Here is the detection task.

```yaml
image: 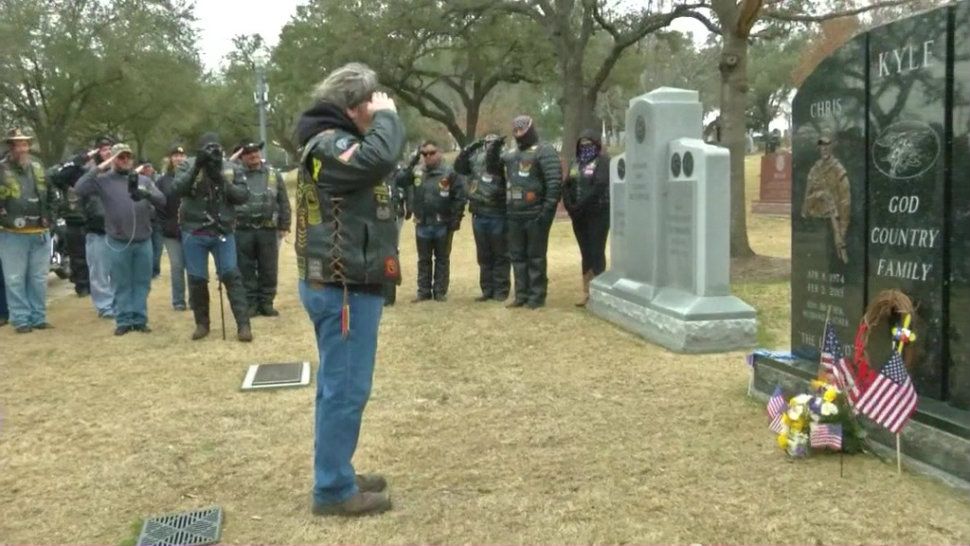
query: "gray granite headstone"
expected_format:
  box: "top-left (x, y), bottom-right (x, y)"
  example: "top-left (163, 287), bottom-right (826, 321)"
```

top-left (588, 88), bottom-right (757, 353)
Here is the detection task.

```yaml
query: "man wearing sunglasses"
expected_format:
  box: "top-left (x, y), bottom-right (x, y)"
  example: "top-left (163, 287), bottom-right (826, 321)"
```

top-left (405, 140), bottom-right (465, 302)
top-left (233, 140), bottom-right (291, 317)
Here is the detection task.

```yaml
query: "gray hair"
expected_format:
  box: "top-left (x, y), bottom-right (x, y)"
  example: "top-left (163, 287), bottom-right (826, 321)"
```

top-left (312, 63), bottom-right (379, 110)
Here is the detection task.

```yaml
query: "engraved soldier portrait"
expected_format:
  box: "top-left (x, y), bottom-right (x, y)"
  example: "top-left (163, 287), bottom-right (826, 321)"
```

top-left (802, 135), bottom-right (851, 263)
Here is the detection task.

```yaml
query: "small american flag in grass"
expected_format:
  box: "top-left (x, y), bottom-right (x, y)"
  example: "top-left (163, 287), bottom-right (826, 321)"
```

top-left (766, 385), bottom-right (787, 420)
top-left (810, 423), bottom-right (843, 450)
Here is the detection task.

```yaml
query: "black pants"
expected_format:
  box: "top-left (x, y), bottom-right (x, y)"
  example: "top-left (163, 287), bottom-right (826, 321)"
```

top-left (65, 223), bottom-right (89, 293)
top-left (416, 225), bottom-right (453, 299)
top-left (507, 215), bottom-right (552, 305)
top-left (235, 228), bottom-right (279, 308)
top-left (472, 215), bottom-right (510, 299)
top-left (570, 205), bottom-right (610, 275)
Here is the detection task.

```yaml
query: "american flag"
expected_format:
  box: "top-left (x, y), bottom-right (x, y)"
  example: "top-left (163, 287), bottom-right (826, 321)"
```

top-left (766, 385), bottom-right (787, 420)
top-left (821, 322), bottom-right (861, 403)
top-left (769, 414), bottom-right (787, 435)
top-left (810, 423), bottom-right (843, 450)
top-left (855, 351), bottom-right (918, 434)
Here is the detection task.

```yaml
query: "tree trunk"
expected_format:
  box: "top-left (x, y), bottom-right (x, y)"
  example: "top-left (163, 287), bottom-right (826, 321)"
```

top-left (559, 63), bottom-right (596, 166)
top-left (720, 32), bottom-right (756, 258)
top-left (462, 99), bottom-right (480, 148)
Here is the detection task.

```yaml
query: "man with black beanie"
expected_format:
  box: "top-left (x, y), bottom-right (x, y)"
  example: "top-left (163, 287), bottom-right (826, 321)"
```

top-left (173, 133), bottom-right (252, 342)
top-left (499, 115), bottom-right (561, 309)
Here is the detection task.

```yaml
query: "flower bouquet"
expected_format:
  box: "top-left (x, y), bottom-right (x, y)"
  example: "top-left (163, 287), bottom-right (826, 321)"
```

top-left (770, 380), bottom-right (866, 457)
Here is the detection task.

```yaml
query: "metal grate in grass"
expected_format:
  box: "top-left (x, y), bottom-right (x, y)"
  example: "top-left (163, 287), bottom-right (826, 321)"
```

top-left (136, 506), bottom-right (222, 546)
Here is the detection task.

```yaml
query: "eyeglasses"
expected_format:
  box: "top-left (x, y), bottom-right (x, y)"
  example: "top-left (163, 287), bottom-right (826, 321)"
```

top-left (420, 150), bottom-right (437, 157)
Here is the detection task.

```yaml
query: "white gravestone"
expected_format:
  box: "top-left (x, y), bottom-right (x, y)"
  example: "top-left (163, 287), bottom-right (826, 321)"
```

top-left (588, 88), bottom-right (757, 353)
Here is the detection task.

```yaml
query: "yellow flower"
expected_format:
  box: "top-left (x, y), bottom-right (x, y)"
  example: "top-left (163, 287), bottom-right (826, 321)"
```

top-left (811, 380), bottom-right (826, 390)
top-left (790, 420), bottom-right (805, 432)
top-left (824, 388), bottom-right (838, 403)
top-left (782, 414), bottom-right (792, 426)
top-left (777, 434), bottom-right (789, 449)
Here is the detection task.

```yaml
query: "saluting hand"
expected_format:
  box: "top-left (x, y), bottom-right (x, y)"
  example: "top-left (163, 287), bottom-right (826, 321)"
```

top-left (368, 91), bottom-right (396, 114)
top-left (98, 152), bottom-right (120, 172)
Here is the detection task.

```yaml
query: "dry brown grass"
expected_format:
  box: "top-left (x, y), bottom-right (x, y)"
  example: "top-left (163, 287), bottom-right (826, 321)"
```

top-left (2, 158), bottom-right (970, 544)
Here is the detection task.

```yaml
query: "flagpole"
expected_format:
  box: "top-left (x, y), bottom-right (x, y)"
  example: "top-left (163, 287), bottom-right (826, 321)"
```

top-left (817, 306), bottom-right (833, 378)
top-left (896, 434), bottom-right (902, 475)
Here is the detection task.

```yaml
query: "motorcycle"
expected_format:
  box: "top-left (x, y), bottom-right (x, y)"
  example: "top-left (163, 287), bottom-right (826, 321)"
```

top-left (49, 217), bottom-right (70, 280)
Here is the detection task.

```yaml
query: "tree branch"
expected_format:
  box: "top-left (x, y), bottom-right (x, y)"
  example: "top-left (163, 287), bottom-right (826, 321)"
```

top-left (764, 0), bottom-right (912, 23)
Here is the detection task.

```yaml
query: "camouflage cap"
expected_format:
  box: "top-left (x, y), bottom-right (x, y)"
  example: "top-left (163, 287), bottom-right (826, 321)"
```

top-left (5, 127), bottom-right (34, 142)
top-left (168, 144), bottom-right (186, 156)
top-left (111, 143), bottom-right (133, 156)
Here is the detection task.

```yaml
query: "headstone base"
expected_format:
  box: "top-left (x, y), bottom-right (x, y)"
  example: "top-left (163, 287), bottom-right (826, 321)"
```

top-left (588, 277), bottom-right (757, 353)
top-left (751, 353), bottom-right (970, 488)
top-left (751, 200), bottom-right (792, 215)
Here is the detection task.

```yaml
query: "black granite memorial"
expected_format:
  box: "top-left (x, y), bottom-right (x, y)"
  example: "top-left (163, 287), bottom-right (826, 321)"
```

top-left (753, 0), bottom-right (970, 486)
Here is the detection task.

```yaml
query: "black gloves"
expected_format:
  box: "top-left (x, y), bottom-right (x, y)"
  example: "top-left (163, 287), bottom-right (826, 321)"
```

top-left (407, 148), bottom-right (421, 170)
top-left (485, 136), bottom-right (506, 175)
top-left (454, 139), bottom-right (485, 175)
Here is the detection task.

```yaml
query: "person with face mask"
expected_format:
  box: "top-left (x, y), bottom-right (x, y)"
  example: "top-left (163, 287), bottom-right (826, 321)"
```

top-left (562, 130), bottom-right (611, 306)
top-left (157, 144), bottom-right (189, 310)
top-left (173, 134), bottom-right (252, 342)
top-left (294, 62), bottom-right (405, 517)
top-left (498, 115), bottom-right (562, 309)
top-left (75, 143), bottom-right (166, 335)
top-left (233, 140), bottom-right (291, 317)
top-left (0, 128), bottom-right (54, 333)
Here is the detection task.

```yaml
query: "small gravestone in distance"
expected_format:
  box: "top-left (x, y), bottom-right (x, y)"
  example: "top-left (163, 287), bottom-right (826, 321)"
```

top-left (588, 88), bottom-right (757, 353)
top-left (752, 151), bottom-right (793, 215)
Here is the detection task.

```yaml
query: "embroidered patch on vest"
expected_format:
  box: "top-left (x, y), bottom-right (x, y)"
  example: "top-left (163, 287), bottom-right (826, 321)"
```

top-left (525, 191), bottom-right (538, 204)
top-left (384, 256), bottom-right (400, 280)
top-left (338, 143), bottom-right (359, 164)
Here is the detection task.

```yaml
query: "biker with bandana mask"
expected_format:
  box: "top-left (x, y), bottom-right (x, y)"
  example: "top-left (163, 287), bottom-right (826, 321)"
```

top-left (562, 129), bottom-right (610, 306)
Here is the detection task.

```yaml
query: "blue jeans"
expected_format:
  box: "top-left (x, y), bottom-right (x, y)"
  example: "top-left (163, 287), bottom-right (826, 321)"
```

top-left (108, 238), bottom-right (153, 327)
top-left (163, 237), bottom-right (187, 308)
top-left (86, 233), bottom-right (116, 317)
top-left (151, 227), bottom-right (164, 278)
top-left (182, 231), bottom-right (238, 280)
top-left (0, 231), bottom-right (50, 327)
top-left (299, 281), bottom-right (384, 505)
top-left (0, 257), bottom-right (8, 320)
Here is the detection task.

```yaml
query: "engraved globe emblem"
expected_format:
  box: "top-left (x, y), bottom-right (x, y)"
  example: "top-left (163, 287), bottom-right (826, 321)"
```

top-left (872, 120), bottom-right (940, 180)
top-left (635, 115), bottom-right (646, 143)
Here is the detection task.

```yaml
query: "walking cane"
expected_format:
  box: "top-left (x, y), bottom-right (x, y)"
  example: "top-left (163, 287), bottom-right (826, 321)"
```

top-left (214, 241), bottom-right (227, 341)
top-left (218, 279), bottom-right (226, 340)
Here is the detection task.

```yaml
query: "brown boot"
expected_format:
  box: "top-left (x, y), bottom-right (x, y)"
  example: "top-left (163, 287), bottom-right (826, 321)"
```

top-left (575, 271), bottom-right (592, 307)
top-left (312, 491), bottom-right (392, 517)
top-left (356, 473), bottom-right (387, 493)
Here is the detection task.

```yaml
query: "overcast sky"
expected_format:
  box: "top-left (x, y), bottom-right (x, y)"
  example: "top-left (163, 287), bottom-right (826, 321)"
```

top-left (195, 0), bottom-right (306, 70)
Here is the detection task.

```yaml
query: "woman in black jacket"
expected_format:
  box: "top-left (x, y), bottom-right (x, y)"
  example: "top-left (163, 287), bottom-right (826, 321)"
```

top-left (563, 130), bottom-right (610, 306)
